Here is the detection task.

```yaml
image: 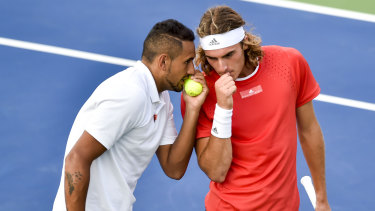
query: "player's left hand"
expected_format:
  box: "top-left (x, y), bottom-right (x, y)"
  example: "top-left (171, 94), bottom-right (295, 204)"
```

top-left (183, 70), bottom-right (208, 110)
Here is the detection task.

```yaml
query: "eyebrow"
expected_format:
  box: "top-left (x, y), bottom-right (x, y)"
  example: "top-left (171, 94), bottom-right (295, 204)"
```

top-left (206, 50), bottom-right (235, 60)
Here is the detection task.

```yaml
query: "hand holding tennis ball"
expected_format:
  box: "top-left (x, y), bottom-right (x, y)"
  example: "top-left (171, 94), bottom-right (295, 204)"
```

top-left (184, 76), bottom-right (203, 96)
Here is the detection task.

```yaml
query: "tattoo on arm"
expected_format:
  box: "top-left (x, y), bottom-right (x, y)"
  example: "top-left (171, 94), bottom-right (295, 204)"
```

top-left (66, 171), bottom-right (83, 195)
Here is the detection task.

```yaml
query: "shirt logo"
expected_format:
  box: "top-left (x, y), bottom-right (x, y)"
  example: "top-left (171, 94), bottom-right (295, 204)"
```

top-left (209, 38), bottom-right (220, 46)
top-left (240, 85), bottom-right (263, 99)
top-left (212, 127), bottom-right (218, 134)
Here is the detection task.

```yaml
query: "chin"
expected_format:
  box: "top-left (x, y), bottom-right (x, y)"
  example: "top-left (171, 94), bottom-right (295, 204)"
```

top-left (173, 84), bottom-right (184, 92)
top-left (176, 87), bottom-right (183, 92)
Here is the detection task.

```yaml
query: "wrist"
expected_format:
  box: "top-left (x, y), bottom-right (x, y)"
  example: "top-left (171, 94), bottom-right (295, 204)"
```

top-left (216, 102), bottom-right (232, 110)
top-left (211, 104), bottom-right (233, 138)
top-left (316, 194), bottom-right (328, 203)
top-left (184, 106), bottom-right (200, 118)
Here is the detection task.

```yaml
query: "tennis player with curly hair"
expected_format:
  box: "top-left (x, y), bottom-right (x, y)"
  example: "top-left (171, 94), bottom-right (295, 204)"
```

top-left (181, 5), bottom-right (330, 211)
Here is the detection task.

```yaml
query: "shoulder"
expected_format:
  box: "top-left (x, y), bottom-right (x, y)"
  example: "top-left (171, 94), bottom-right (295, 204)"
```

top-left (94, 68), bottom-right (148, 109)
top-left (262, 45), bottom-right (305, 63)
top-left (262, 45), bottom-right (301, 55)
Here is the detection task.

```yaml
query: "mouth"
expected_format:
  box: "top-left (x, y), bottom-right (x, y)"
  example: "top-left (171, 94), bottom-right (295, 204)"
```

top-left (181, 75), bottom-right (190, 86)
top-left (180, 77), bottom-right (187, 86)
top-left (220, 71), bottom-right (232, 76)
top-left (182, 75), bottom-right (189, 81)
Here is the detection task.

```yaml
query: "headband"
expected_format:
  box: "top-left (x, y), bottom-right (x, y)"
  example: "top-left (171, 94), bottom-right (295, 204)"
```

top-left (200, 26), bottom-right (245, 50)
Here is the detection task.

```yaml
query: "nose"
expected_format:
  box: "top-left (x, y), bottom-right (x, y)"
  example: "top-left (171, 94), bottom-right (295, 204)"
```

top-left (187, 62), bottom-right (195, 75)
top-left (217, 59), bottom-right (228, 73)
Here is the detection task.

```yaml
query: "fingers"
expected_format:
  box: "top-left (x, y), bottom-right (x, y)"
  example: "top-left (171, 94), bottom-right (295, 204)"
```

top-left (222, 78), bottom-right (236, 94)
top-left (215, 73), bottom-right (236, 109)
top-left (190, 71), bottom-right (208, 91)
top-left (190, 71), bottom-right (204, 81)
top-left (215, 73), bottom-right (236, 95)
top-left (190, 73), bottom-right (204, 82)
top-left (183, 70), bottom-right (208, 110)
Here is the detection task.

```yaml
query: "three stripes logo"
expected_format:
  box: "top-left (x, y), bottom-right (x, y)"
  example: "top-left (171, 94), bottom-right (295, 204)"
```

top-left (209, 38), bottom-right (220, 46)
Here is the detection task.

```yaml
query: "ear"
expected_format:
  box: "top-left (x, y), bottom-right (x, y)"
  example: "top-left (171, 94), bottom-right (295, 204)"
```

top-left (157, 53), bottom-right (170, 72)
top-left (242, 36), bottom-right (249, 50)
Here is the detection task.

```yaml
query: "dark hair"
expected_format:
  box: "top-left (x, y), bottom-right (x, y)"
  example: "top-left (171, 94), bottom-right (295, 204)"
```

top-left (142, 19), bottom-right (195, 63)
top-left (196, 6), bottom-right (263, 74)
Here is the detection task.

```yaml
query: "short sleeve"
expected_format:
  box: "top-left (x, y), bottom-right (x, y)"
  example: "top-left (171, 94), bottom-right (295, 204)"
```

top-left (291, 49), bottom-right (321, 107)
top-left (159, 92), bottom-right (178, 145)
top-left (86, 86), bottom-right (144, 149)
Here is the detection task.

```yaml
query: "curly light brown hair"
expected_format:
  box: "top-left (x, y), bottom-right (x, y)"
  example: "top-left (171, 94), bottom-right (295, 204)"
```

top-left (196, 5), bottom-right (263, 74)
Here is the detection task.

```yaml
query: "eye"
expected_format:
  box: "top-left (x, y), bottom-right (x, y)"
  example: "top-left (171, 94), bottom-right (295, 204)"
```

top-left (185, 58), bottom-right (193, 64)
top-left (206, 56), bottom-right (217, 61)
top-left (223, 52), bottom-right (234, 58)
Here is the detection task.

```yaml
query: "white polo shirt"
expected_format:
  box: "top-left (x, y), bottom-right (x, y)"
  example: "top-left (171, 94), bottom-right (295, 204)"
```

top-left (53, 61), bottom-right (178, 211)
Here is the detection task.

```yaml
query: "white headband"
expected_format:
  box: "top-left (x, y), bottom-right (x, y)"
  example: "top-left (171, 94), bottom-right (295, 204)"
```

top-left (200, 26), bottom-right (245, 50)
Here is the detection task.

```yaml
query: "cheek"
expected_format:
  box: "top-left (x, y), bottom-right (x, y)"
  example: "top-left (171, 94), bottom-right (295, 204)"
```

top-left (171, 65), bottom-right (184, 77)
top-left (207, 60), bottom-right (219, 70)
top-left (174, 68), bottom-right (187, 81)
top-left (233, 54), bottom-right (245, 69)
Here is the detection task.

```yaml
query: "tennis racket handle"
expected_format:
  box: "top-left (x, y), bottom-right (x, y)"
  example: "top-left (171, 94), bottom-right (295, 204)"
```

top-left (301, 176), bottom-right (316, 209)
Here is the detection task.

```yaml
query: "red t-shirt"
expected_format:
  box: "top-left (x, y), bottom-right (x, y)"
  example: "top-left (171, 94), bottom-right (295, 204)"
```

top-left (181, 46), bottom-right (320, 210)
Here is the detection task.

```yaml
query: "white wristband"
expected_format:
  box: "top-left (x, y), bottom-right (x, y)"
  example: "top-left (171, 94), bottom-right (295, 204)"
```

top-left (211, 104), bottom-right (233, 139)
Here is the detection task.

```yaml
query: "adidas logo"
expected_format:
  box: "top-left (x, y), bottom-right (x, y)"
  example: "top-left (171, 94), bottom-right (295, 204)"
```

top-left (208, 38), bottom-right (220, 46)
top-left (212, 127), bottom-right (218, 134)
top-left (239, 85), bottom-right (263, 99)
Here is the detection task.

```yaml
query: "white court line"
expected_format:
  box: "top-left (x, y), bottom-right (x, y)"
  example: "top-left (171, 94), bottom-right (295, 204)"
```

top-left (316, 94), bottom-right (375, 112)
top-left (241, 0), bottom-right (375, 23)
top-left (1, 36), bottom-right (375, 112)
top-left (0, 37), bottom-right (136, 67)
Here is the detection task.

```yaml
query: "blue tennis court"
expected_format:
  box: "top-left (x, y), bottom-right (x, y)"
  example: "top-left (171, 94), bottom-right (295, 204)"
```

top-left (1, 0), bottom-right (374, 210)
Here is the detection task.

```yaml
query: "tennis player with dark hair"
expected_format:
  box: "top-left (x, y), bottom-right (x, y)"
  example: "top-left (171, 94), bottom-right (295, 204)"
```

top-left (53, 19), bottom-right (208, 211)
top-left (181, 6), bottom-right (331, 210)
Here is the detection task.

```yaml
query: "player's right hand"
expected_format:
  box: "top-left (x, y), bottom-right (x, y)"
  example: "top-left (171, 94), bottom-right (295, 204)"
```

top-left (183, 70), bottom-right (208, 110)
top-left (215, 73), bottom-right (236, 109)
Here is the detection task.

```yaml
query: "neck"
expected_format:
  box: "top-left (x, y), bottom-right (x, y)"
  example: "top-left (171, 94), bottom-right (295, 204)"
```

top-left (238, 63), bottom-right (256, 78)
top-left (142, 58), bottom-right (163, 93)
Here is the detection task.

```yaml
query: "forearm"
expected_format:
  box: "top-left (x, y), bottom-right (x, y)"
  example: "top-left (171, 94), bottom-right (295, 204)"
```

top-left (197, 101), bottom-right (234, 182)
top-left (64, 153), bottom-right (91, 211)
top-left (163, 108), bottom-right (200, 177)
top-left (198, 136), bottom-right (232, 183)
top-left (299, 124), bottom-right (328, 203)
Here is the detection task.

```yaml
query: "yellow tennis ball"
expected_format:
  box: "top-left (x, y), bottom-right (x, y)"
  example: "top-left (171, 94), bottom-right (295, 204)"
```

top-left (184, 77), bottom-right (202, 96)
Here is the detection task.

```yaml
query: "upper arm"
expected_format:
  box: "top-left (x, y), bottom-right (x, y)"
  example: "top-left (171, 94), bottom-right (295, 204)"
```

top-left (155, 144), bottom-right (171, 167)
top-left (296, 101), bottom-right (317, 131)
top-left (296, 101), bottom-right (323, 143)
top-left (66, 131), bottom-right (107, 165)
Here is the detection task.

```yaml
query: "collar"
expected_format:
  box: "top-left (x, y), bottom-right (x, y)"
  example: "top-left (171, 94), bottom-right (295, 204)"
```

top-left (235, 64), bottom-right (260, 81)
top-left (135, 61), bottom-right (160, 103)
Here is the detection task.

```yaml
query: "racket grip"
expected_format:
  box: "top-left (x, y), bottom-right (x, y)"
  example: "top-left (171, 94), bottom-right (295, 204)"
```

top-left (301, 176), bottom-right (316, 209)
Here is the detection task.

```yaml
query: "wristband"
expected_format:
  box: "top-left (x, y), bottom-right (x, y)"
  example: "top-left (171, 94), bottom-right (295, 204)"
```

top-left (211, 104), bottom-right (233, 139)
